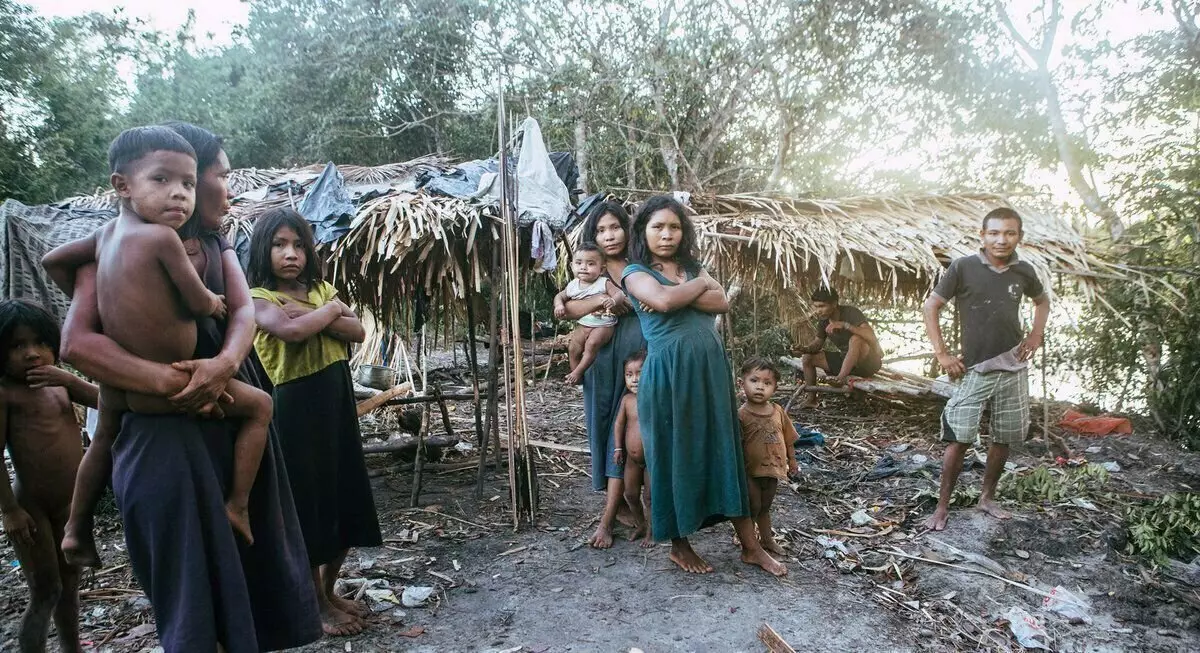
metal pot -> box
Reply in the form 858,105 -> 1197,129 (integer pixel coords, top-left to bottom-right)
356,364 -> 397,390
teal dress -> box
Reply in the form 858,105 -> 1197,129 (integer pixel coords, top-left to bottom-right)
621,263 -> 750,540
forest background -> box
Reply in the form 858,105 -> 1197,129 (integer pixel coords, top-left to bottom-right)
0,0 -> 1196,445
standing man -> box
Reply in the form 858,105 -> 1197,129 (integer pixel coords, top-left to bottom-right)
923,207 -> 1050,531
794,287 -> 884,408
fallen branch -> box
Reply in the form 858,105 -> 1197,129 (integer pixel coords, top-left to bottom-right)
356,382 -> 413,416
882,548 -> 1086,607
758,623 -> 796,653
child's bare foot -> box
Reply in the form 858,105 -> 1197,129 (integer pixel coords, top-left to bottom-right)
225,503 -> 254,546
923,509 -> 950,531
800,395 -> 819,409
976,498 -> 1012,520
669,540 -> 713,574
759,535 -> 785,556
741,547 -> 787,577
61,523 -> 103,568
565,370 -> 583,385
629,524 -> 647,542
589,525 -> 614,549
615,504 -> 637,529
640,534 -> 655,549
320,604 -> 363,637
329,594 -> 368,618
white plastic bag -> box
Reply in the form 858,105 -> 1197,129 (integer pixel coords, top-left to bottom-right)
515,117 -> 570,229
1044,585 -> 1092,624
1001,607 -> 1051,650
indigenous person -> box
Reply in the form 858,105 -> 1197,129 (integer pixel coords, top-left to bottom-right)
0,300 -> 98,653
562,201 -> 646,550
52,123 -> 321,652
621,195 -> 786,577
736,358 -> 798,556
794,287 -> 884,408
922,207 -> 1050,531
43,126 -> 272,548
248,208 -> 383,637
554,244 -> 624,385
611,350 -> 651,547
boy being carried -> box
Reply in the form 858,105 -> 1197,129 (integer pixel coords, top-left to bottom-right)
922,207 -> 1050,531
554,245 -> 624,385
736,358 -> 799,555
0,299 -> 99,652
42,126 -> 272,556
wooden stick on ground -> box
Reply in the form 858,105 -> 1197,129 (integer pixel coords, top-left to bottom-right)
757,623 -> 796,653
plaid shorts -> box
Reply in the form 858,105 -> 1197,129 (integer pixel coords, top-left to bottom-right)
941,368 -> 1030,445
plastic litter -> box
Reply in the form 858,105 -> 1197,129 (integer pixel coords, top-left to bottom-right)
1001,606 -> 1051,650
401,586 -> 437,607
793,425 -> 825,448
1101,461 -> 1122,472
1044,585 -> 1092,624
1072,497 -> 1099,511
850,510 -> 876,527
911,454 -> 928,465
889,443 -> 911,453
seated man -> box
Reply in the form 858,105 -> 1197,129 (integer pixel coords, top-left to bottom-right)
794,287 -> 884,408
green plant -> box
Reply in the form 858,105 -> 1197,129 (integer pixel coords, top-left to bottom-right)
1001,464 -> 1109,503
1126,493 -> 1200,565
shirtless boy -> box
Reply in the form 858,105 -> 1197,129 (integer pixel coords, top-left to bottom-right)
612,350 -> 651,547
0,299 -> 99,652
923,207 -> 1050,530
554,245 -> 625,385
41,126 -> 272,549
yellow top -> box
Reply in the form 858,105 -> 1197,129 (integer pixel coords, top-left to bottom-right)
250,281 -> 348,386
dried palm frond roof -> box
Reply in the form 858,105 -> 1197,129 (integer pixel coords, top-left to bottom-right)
655,191 -> 1112,303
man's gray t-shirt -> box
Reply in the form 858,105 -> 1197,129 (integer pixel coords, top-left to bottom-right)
932,252 -> 1045,368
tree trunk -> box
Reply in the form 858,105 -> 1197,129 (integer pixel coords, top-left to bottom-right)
767,114 -> 794,191
574,118 -> 589,195
626,124 -> 637,188
660,136 -> 680,190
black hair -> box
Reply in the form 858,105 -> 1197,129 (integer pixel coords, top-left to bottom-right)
810,286 -> 838,304
247,207 -> 323,290
107,125 -> 196,175
981,207 -> 1023,233
624,349 -> 647,367
165,122 -> 228,240
739,357 -> 780,382
581,201 -> 631,251
574,243 -> 603,258
0,299 -> 61,362
628,195 -> 699,273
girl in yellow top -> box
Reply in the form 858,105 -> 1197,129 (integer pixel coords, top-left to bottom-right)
247,208 -> 381,638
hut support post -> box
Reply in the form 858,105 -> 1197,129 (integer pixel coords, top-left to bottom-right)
467,293 -> 486,497
479,242 -> 503,497
409,402 -> 430,507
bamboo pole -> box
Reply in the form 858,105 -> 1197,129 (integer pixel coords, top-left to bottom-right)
467,290 -> 486,498
409,401 -> 429,507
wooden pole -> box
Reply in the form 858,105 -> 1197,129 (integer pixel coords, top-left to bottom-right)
467,291 -> 487,497
409,402 -> 429,507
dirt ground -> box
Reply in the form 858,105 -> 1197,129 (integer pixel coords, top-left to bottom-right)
2,379 -> 1199,652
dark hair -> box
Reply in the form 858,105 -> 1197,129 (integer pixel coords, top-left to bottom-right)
574,243 -> 603,258
739,357 -> 780,382
624,349 -> 647,367
581,201 -> 631,251
628,195 -> 699,272
165,122 -> 228,239
981,207 -> 1023,233
810,286 -> 838,304
0,299 -> 61,362
247,208 -> 323,289
108,126 -> 196,175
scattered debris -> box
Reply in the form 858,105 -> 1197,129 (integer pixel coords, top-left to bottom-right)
1043,585 -> 1092,624
757,623 -> 797,653
1000,607 -> 1051,650
401,586 -> 437,607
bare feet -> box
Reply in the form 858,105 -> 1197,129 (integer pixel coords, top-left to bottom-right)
225,502 -> 254,546
800,394 -> 819,409
669,540 -> 713,574
629,524 -> 647,542
759,535 -> 785,556
565,370 -> 583,385
976,498 -> 1012,520
641,534 -> 655,549
329,593 -> 368,619
589,525 -> 614,549
741,546 -> 787,576
615,505 -> 637,529
61,523 -> 102,568
320,604 -> 363,637
923,509 -> 950,531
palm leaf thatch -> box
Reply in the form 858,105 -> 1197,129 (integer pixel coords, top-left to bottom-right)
650,191 -> 1111,304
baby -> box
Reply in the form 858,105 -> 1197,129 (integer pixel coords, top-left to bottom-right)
612,350 -> 651,546
553,245 -> 624,385
737,358 -> 799,555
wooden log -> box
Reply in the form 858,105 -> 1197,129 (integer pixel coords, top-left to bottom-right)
382,392 -> 484,407
362,434 -> 459,455
356,382 -> 414,417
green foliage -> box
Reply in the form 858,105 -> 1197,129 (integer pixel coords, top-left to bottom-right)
1126,493 -> 1200,564
1000,464 -> 1109,504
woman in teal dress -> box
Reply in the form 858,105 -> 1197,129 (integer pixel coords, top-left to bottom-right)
563,201 -> 645,549
620,195 -> 786,576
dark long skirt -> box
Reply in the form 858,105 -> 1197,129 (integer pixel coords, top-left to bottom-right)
112,411 -> 321,652
273,360 -> 383,566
